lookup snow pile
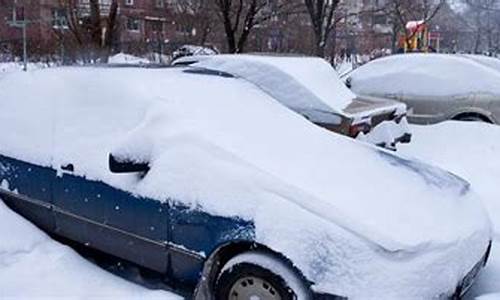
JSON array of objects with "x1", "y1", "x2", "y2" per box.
[
  {"x1": 184, "y1": 54, "x2": 355, "y2": 113},
  {"x1": 0, "y1": 62, "x2": 48, "y2": 79},
  {"x1": 0, "y1": 67, "x2": 491, "y2": 298},
  {"x1": 357, "y1": 117, "x2": 410, "y2": 146},
  {"x1": 0, "y1": 62, "x2": 22, "y2": 74},
  {"x1": 349, "y1": 54, "x2": 500, "y2": 98},
  {"x1": 0, "y1": 200, "x2": 179, "y2": 299},
  {"x1": 108, "y1": 53, "x2": 150, "y2": 65},
  {"x1": 477, "y1": 294, "x2": 500, "y2": 300},
  {"x1": 399, "y1": 122, "x2": 500, "y2": 300},
  {"x1": 400, "y1": 122, "x2": 500, "y2": 236}
]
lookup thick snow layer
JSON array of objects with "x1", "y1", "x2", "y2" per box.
[
  {"x1": 0, "y1": 199, "x2": 179, "y2": 299},
  {"x1": 108, "y1": 53, "x2": 150, "y2": 64},
  {"x1": 0, "y1": 67, "x2": 491, "y2": 298},
  {"x1": 399, "y1": 122, "x2": 500, "y2": 300},
  {"x1": 182, "y1": 54, "x2": 355, "y2": 114},
  {"x1": 399, "y1": 122, "x2": 500, "y2": 236},
  {"x1": 467, "y1": 243, "x2": 500, "y2": 300},
  {"x1": 477, "y1": 293, "x2": 500, "y2": 300},
  {"x1": 357, "y1": 117, "x2": 410, "y2": 147},
  {"x1": 464, "y1": 55, "x2": 500, "y2": 73},
  {"x1": 349, "y1": 54, "x2": 500, "y2": 98}
]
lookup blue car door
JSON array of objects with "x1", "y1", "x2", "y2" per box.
[{"x1": 52, "y1": 169, "x2": 170, "y2": 273}]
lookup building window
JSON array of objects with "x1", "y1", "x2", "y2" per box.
[
  {"x1": 152, "y1": 21, "x2": 163, "y2": 32},
  {"x1": 52, "y1": 9, "x2": 68, "y2": 29},
  {"x1": 13, "y1": 6, "x2": 25, "y2": 22},
  {"x1": 156, "y1": 0, "x2": 164, "y2": 8},
  {"x1": 127, "y1": 18, "x2": 141, "y2": 31},
  {"x1": 125, "y1": 0, "x2": 134, "y2": 6},
  {"x1": 373, "y1": 14, "x2": 387, "y2": 25}
]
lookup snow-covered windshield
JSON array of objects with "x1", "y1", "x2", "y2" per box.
[{"x1": 184, "y1": 55, "x2": 355, "y2": 116}]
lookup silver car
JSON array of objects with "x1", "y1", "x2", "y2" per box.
[{"x1": 347, "y1": 53, "x2": 500, "y2": 125}]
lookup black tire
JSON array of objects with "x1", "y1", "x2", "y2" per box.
[
  {"x1": 215, "y1": 252, "x2": 307, "y2": 300},
  {"x1": 453, "y1": 114, "x2": 492, "y2": 123}
]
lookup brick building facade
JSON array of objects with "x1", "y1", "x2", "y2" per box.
[{"x1": 0, "y1": 0, "x2": 182, "y2": 59}]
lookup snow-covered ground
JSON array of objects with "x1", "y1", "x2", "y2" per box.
[{"x1": 399, "y1": 122, "x2": 500, "y2": 300}]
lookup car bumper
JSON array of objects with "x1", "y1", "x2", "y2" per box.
[
  {"x1": 450, "y1": 241, "x2": 492, "y2": 299},
  {"x1": 311, "y1": 241, "x2": 492, "y2": 300}
]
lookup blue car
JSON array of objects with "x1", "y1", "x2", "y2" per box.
[{"x1": 0, "y1": 65, "x2": 492, "y2": 300}]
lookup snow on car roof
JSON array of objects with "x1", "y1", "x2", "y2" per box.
[
  {"x1": 0, "y1": 66, "x2": 490, "y2": 297},
  {"x1": 463, "y1": 54, "x2": 500, "y2": 73},
  {"x1": 349, "y1": 53, "x2": 500, "y2": 98},
  {"x1": 108, "y1": 53, "x2": 150, "y2": 65},
  {"x1": 177, "y1": 54, "x2": 355, "y2": 114}
]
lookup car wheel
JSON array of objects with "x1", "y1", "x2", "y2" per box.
[{"x1": 215, "y1": 252, "x2": 309, "y2": 300}]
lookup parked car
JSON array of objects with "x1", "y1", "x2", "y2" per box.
[
  {"x1": 173, "y1": 54, "x2": 411, "y2": 150},
  {"x1": 347, "y1": 53, "x2": 500, "y2": 125},
  {"x1": 0, "y1": 66, "x2": 492, "y2": 300}
]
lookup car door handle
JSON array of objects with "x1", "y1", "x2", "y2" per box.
[{"x1": 61, "y1": 164, "x2": 74, "y2": 172}]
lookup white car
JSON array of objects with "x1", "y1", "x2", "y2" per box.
[{"x1": 0, "y1": 66, "x2": 492, "y2": 299}]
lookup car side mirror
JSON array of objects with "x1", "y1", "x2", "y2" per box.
[
  {"x1": 109, "y1": 154, "x2": 150, "y2": 174},
  {"x1": 345, "y1": 77, "x2": 352, "y2": 89}
]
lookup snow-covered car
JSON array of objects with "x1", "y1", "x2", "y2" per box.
[
  {"x1": 173, "y1": 54, "x2": 412, "y2": 150},
  {"x1": 348, "y1": 53, "x2": 500, "y2": 125},
  {"x1": 0, "y1": 66, "x2": 492, "y2": 299}
]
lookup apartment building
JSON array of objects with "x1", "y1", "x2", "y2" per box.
[{"x1": 0, "y1": 0, "x2": 178, "y2": 57}]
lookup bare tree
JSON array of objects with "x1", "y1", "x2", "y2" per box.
[
  {"x1": 58, "y1": 0, "x2": 119, "y2": 62},
  {"x1": 303, "y1": 0, "x2": 341, "y2": 57},
  {"x1": 172, "y1": 0, "x2": 215, "y2": 46},
  {"x1": 463, "y1": 0, "x2": 500, "y2": 53},
  {"x1": 212, "y1": 0, "x2": 299, "y2": 53}
]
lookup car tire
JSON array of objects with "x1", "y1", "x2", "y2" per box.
[
  {"x1": 215, "y1": 251, "x2": 309, "y2": 300},
  {"x1": 454, "y1": 114, "x2": 492, "y2": 123}
]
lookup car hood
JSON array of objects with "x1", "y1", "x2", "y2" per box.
[{"x1": 246, "y1": 146, "x2": 491, "y2": 253}]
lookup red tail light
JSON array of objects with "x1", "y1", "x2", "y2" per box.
[{"x1": 349, "y1": 122, "x2": 371, "y2": 137}]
